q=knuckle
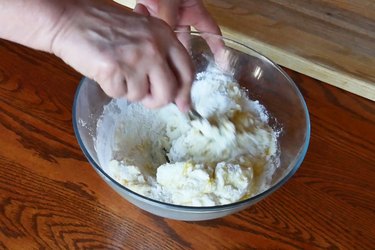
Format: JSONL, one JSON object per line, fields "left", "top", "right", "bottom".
{"left": 126, "top": 85, "right": 147, "bottom": 101}
{"left": 124, "top": 48, "right": 142, "bottom": 64}
{"left": 127, "top": 93, "right": 143, "bottom": 102}
{"left": 143, "top": 38, "right": 162, "bottom": 57}
{"left": 162, "top": 89, "right": 175, "bottom": 104}
{"left": 96, "top": 55, "right": 119, "bottom": 80}
{"left": 150, "top": 94, "right": 171, "bottom": 108}
{"left": 99, "top": 81, "right": 125, "bottom": 98}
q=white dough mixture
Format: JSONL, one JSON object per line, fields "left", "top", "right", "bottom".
{"left": 95, "top": 67, "right": 279, "bottom": 206}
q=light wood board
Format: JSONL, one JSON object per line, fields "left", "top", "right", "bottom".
{"left": 115, "top": 0, "right": 375, "bottom": 101}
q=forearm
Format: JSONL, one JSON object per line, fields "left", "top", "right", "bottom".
{"left": 0, "top": 0, "right": 68, "bottom": 53}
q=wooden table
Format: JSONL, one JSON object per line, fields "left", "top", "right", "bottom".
{"left": 1, "top": 38, "right": 374, "bottom": 249}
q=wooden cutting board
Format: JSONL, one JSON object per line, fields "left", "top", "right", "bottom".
{"left": 115, "top": 0, "right": 375, "bottom": 101}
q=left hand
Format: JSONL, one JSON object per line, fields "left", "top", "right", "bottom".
{"left": 134, "top": 0, "right": 221, "bottom": 35}
{"left": 134, "top": 0, "right": 224, "bottom": 56}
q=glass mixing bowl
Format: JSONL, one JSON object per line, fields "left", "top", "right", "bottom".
{"left": 73, "top": 31, "right": 310, "bottom": 221}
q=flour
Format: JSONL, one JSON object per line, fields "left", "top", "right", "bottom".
{"left": 95, "top": 65, "right": 280, "bottom": 206}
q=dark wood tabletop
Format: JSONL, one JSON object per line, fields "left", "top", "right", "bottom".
{"left": 1, "top": 38, "right": 374, "bottom": 249}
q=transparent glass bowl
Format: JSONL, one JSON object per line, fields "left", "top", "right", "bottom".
{"left": 73, "top": 31, "right": 310, "bottom": 221}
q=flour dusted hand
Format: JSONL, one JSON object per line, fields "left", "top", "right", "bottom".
{"left": 52, "top": 0, "right": 194, "bottom": 110}
{"left": 0, "top": 0, "right": 195, "bottom": 111}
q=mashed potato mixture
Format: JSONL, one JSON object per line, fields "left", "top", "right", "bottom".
{"left": 95, "top": 67, "right": 279, "bottom": 206}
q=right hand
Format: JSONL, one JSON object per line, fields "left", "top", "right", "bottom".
{"left": 52, "top": 0, "right": 194, "bottom": 111}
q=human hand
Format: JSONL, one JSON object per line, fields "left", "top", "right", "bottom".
{"left": 135, "top": 0, "right": 220, "bottom": 34}
{"left": 52, "top": 0, "right": 194, "bottom": 111}
{"left": 134, "top": 0, "right": 223, "bottom": 53}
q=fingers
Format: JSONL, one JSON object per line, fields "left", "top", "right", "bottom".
{"left": 96, "top": 1, "right": 195, "bottom": 110}
{"left": 97, "top": 31, "right": 192, "bottom": 111}
{"left": 125, "top": 72, "right": 150, "bottom": 102}
{"left": 135, "top": 0, "right": 224, "bottom": 56}
{"left": 133, "top": 3, "right": 151, "bottom": 16}
{"left": 157, "top": 0, "right": 180, "bottom": 28}
{"left": 136, "top": 0, "right": 158, "bottom": 15}
{"left": 187, "top": 5, "right": 226, "bottom": 69}
{"left": 191, "top": 8, "right": 221, "bottom": 37}
{"left": 175, "top": 25, "right": 191, "bottom": 51}
{"left": 137, "top": 0, "right": 180, "bottom": 28}
{"left": 97, "top": 72, "right": 127, "bottom": 99}
{"left": 95, "top": 57, "right": 150, "bottom": 102}
{"left": 138, "top": 48, "right": 191, "bottom": 111}
{"left": 167, "top": 44, "right": 194, "bottom": 112}
{"left": 141, "top": 63, "right": 178, "bottom": 109}
{"left": 141, "top": 42, "right": 193, "bottom": 111}
{"left": 191, "top": 9, "right": 224, "bottom": 56}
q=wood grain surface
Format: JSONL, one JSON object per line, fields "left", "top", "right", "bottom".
{"left": 1, "top": 35, "right": 375, "bottom": 249}
{"left": 116, "top": 0, "right": 375, "bottom": 101}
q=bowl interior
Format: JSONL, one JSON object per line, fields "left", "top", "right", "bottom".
{"left": 73, "top": 32, "right": 310, "bottom": 212}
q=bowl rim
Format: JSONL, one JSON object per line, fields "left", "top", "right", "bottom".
{"left": 72, "top": 31, "right": 311, "bottom": 211}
